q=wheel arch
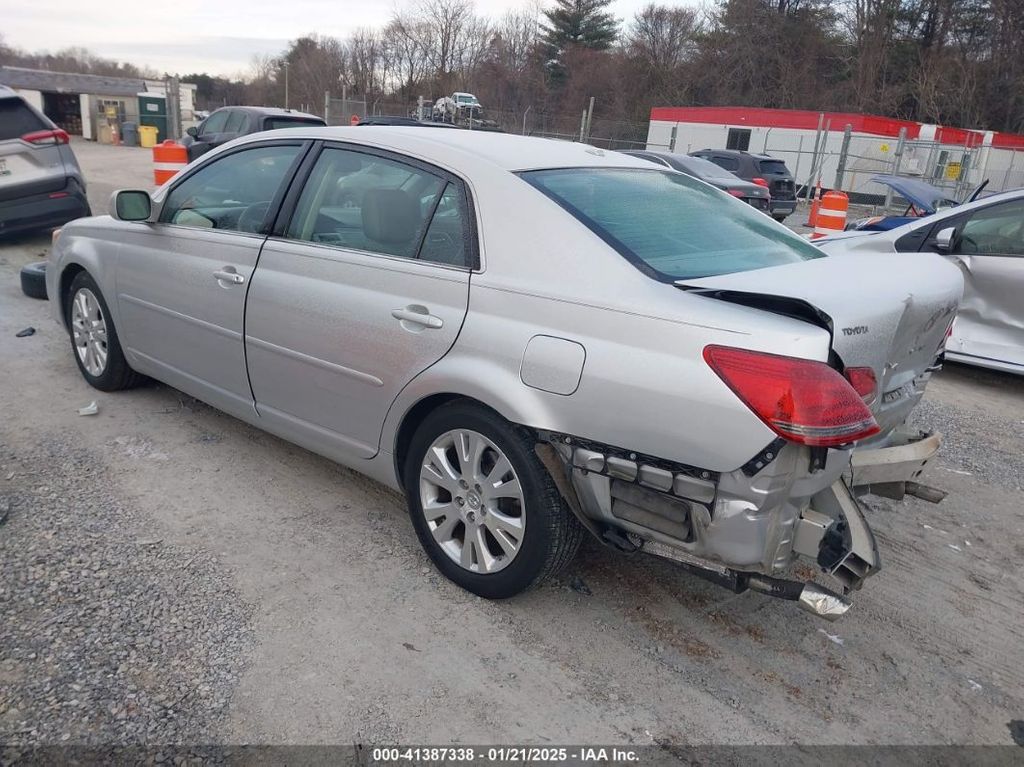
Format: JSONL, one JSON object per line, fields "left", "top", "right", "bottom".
{"left": 58, "top": 263, "right": 87, "bottom": 327}
{"left": 386, "top": 355, "right": 563, "bottom": 488}
{"left": 392, "top": 392, "right": 529, "bottom": 488}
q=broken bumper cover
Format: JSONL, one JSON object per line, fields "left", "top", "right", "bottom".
{"left": 537, "top": 429, "right": 946, "bottom": 620}
{"left": 847, "top": 430, "right": 945, "bottom": 502}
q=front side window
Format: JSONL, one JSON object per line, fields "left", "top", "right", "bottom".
{"left": 223, "top": 111, "right": 246, "bottom": 133}
{"left": 201, "top": 110, "right": 229, "bottom": 135}
{"left": 160, "top": 144, "right": 301, "bottom": 232}
{"left": 957, "top": 200, "right": 1024, "bottom": 256}
{"left": 522, "top": 168, "right": 823, "bottom": 281}
{"left": 286, "top": 147, "right": 470, "bottom": 265}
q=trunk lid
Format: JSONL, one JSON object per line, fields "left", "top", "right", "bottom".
{"left": 677, "top": 252, "right": 963, "bottom": 438}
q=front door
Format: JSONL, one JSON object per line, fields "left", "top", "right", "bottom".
{"left": 245, "top": 143, "right": 474, "bottom": 461}
{"left": 944, "top": 198, "right": 1024, "bottom": 369}
{"left": 115, "top": 141, "right": 306, "bottom": 416}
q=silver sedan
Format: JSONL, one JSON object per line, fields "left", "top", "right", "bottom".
{"left": 47, "top": 127, "right": 962, "bottom": 620}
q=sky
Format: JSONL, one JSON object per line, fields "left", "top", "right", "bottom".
{"left": 3, "top": 0, "right": 674, "bottom": 77}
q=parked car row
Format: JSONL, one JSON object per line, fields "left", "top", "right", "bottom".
{"left": 32, "top": 126, "right": 967, "bottom": 623}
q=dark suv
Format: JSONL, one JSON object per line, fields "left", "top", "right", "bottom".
{"left": 183, "top": 106, "right": 326, "bottom": 162}
{"left": 1, "top": 85, "right": 90, "bottom": 237}
{"left": 690, "top": 149, "right": 797, "bottom": 222}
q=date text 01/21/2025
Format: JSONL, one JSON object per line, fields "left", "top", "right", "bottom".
{"left": 371, "top": 747, "right": 640, "bottom": 762}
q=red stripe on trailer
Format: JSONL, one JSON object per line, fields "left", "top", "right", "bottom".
{"left": 992, "top": 132, "right": 1024, "bottom": 149}
{"left": 649, "top": 106, "right": 921, "bottom": 139}
{"left": 935, "top": 126, "right": 985, "bottom": 147}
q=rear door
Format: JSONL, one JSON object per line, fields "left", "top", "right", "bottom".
{"left": 245, "top": 142, "right": 473, "bottom": 461}
{"left": 115, "top": 141, "right": 307, "bottom": 417}
{"left": 0, "top": 95, "right": 67, "bottom": 203}
{"left": 940, "top": 198, "right": 1024, "bottom": 369}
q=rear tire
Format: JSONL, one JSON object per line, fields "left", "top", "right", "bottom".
{"left": 65, "top": 271, "right": 145, "bottom": 391}
{"left": 404, "top": 400, "right": 583, "bottom": 599}
{"left": 20, "top": 262, "right": 48, "bottom": 300}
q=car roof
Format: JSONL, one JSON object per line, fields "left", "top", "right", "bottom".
{"left": 212, "top": 105, "right": 323, "bottom": 120}
{"left": 234, "top": 126, "right": 660, "bottom": 173}
{"left": 693, "top": 148, "right": 777, "bottom": 161}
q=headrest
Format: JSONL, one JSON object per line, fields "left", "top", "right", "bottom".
{"left": 362, "top": 189, "right": 420, "bottom": 246}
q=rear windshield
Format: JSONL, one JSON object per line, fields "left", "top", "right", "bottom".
{"left": 758, "top": 159, "right": 791, "bottom": 176}
{"left": 263, "top": 117, "right": 326, "bottom": 130}
{"left": 0, "top": 98, "right": 48, "bottom": 141}
{"left": 521, "top": 168, "right": 823, "bottom": 281}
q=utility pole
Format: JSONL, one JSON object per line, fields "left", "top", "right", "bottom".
{"left": 585, "top": 96, "right": 595, "bottom": 140}
{"left": 284, "top": 61, "right": 290, "bottom": 109}
{"left": 522, "top": 105, "right": 532, "bottom": 135}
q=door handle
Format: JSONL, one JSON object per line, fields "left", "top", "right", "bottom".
{"left": 391, "top": 306, "right": 443, "bottom": 329}
{"left": 213, "top": 269, "right": 245, "bottom": 285}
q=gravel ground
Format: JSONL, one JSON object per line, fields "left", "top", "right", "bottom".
{"left": 0, "top": 437, "right": 254, "bottom": 749}
{"left": 1, "top": 139, "right": 1022, "bottom": 752}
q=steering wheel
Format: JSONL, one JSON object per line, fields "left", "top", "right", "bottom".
{"left": 237, "top": 202, "right": 270, "bottom": 234}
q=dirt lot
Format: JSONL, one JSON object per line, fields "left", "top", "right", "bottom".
{"left": 1, "top": 139, "right": 1023, "bottom": 749}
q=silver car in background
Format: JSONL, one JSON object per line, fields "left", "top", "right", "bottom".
{"left": 0, "top": 84, "right": 90, "bottom": 236}
{"left": 46, "top": 128, "right": 962, "bottom": 620}
{"left": 816, "top": 189, "right": 1024, "bottom": 376}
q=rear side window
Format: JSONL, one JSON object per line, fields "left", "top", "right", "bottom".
{"left": 710, "top": 155, "right": 739, "bottom": 172}
{"left": 285, "top": 146, "right": 471, "bottom": 266}
{"left": 0, "top": 98, "right": 47, "bottom": 140}
{"left": 758, "top": 160, "right": 791, "bottom": 176}
{"left": 522, "top": 168, "right": 823, "bottom": 281}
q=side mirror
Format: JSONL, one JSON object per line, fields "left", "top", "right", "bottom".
{"left": 110, "top": 189, "right": 152, "bottom": 222}
{"left": 934, "top": 226, "right": 956, "bottom": 252}
{"left": 186, "top": 126, "right": 199, "bottom": 138}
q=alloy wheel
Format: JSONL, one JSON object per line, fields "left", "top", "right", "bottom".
{"left": 419, "top": 429, "right": 526, "bottom": 574}
{"left": 71, "top": 288, "right": 108, "bottom": 377}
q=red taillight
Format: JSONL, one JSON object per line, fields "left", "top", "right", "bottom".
{"left": 752, "top": 177, "right": 770, "bottom": 188}
{"left": 22, "top": 129, "right": 70, "bottom": 145}
{"left": 726, "top": 189, "right": 746, "bottom": 198}
{"left": 844, "top": 366, "right": 877, "bottom": 404}
{"left": 703, "top": 345, "right": 880, "bottom": 447}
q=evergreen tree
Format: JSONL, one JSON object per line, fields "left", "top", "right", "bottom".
{"left": 540, "top": 0, "right": 619, "bottom": 61}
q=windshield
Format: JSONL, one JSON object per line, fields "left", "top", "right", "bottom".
{"left": 522, "top": 168, "right": 823, "bottom": 281}
{"left": 264, "top": 117, "right": 325, "bottom": 130}
{"left": 758, "top": 159, "right": 791, "bottom": 176}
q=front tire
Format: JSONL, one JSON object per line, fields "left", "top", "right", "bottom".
{"left": 65, "top": 271, "right": 144, "bottom": 391}
{"left": 404, "top": 401, "right": 583, "bottom": 599}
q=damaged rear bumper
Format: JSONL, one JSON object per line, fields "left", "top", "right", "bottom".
{"left": 538, "top": 428, "right": 944, "bottom": 620}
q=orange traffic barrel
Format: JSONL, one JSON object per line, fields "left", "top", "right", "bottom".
{"left": 811, "top": 190, "right": 849, "bottom": 239}
{"left": 153, "top": 140, "right": 188, "bottom": 185}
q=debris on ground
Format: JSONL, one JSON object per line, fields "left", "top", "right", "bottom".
{"left": 569, "top": 576, "right": 592, "bottom": 596}
{"left": 77, "top": 401, "right": 99, "bottom": 416}
{"left": 15, "top": 327, "right": 35, "bottom": 338}
{"left": 818, "top": 628, "right": 845, "bottom": 646}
